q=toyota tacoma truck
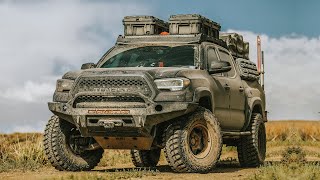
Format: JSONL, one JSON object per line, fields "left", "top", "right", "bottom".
{"left": 44, "top": 14, "right": 267, "bottom": 173}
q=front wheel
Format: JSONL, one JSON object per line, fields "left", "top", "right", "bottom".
{"left": 43, "top": 115, "right": 104, "bottom": 171}
{"left": 163, "top": 107, "right": 222, "bottom": 173}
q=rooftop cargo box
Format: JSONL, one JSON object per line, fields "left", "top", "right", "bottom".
{"left": 123, "top": 16, "right": 169, "bottom": 36}
{"left": 220, "top": 33, "right": 249, "bottom": 59}
{"left": 169, "top": 14, "right": 221, "bottom": 38}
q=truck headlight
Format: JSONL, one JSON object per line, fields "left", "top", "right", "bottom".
{"left": 56, "top": 79, "right": 74, "bottom": 92}
{"left": 154, "top": 78, "right": 190, "bottom": 91}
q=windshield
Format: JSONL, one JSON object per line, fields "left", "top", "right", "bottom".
{"left": 100, "top": 45, "right": 195, "bottom": 68}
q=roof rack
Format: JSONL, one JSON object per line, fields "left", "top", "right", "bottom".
{"left": 122, "top": 14, "right": 221, "bottom": 39}
{"left": 116, "top": 34, "right": 227, "bottom": 48}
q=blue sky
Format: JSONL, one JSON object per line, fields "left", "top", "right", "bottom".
{"left": 121, "top": 0, "right": 317, "bottom": 38}
{"left": 0, "top": 0, "right": 320, "bottom": 132}
{"left": 152, "top": 0, "right": 294, "bottom": 37}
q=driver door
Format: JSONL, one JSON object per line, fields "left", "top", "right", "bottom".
{"left": 206, "top": 46, "right": 230, "bottom": 125}
{"left": 216, "top": 48, "right": 246, "bottom": 130}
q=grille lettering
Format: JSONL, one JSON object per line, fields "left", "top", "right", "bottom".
{"left": 93, "top": 88, "right": 129, "bottom": 92}
{"left": 88, "top": 109, "right": 130, "bottom": 115}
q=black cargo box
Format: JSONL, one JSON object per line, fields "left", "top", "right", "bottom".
{"left": 123, "top": 16, "right": 169, "bottom": 36}
{"left": 169, "top": 14, "right": 221, "bottom": 38}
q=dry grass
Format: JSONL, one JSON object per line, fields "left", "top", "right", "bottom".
{"left": 249, "top": 121, "right": 320, "bottom": 180}
{"left": 0, "top": 134, "right": 165, "bottom": 173}
{"left": 0, "top": 133, "right": 46, "bottom": 172}
{"left": 249, "top": 163, "right": 320, "bottom": 180}
{"left": 249, "top": 146, "right": 320, "bottom": 180}
{"left": 98, "top": 150, "right": 132, "bottom": 167}
{"left": 266, "top": 121, "right": 320, "bottom": 142}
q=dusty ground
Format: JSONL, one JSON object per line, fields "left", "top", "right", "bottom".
{"left": 0, "top": 152, "right": 302, "bottom": 180}
{"left": 0, "top": 151, "right": 259, "bottom": 180}
{"left": 0, "top": 163, "right": 257, "bottom": 180}
{"left": 3, "top": 155, "right": 320, "bottom": 180}
{"left": 2, "top": 150, "right": 320, "bottom": 180}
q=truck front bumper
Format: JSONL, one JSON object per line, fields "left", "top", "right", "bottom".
{"left": 48, "top": 101, "right": 197, "bottom": 149}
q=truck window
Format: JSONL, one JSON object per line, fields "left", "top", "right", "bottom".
{"left": 218, "top": 50, "right": 235, "bottom": 77}
{"left": 208, "top": 48, "right": 219, "bottom": 63}
{"left": 100, "top": 45, "right": 195, "bottom": 68}
{"left": 207, "top": 47, "right": 222, "bottom": 76}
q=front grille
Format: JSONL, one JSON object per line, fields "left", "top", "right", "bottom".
{"left": 81, "top": 79, "right": 145, "bottom": 87}
{"left": 74, "top": 95, "right": 145, "bottom": 104}
{"left": 72, "top": 76, "right": 152, "bottom": 97}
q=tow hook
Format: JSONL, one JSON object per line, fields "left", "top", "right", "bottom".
{"left": 98, "top": 120, "right": 124, "bottom": 129}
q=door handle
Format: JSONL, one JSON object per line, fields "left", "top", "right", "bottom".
{"left": 224, "top": 84, "right": 230, "bottom": 91}
{"left": 239, "top": 87, "right": 244, "bottom": 92}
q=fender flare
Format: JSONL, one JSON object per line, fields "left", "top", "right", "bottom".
{"left": 242, "top": 97, "right": 265, "bottom": 131}
{"left": 193, "top": 87, "right": 215, "bottom": 112}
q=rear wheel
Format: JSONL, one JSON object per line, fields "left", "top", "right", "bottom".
{"left": 163, "top": 107, "right": 222, "bottom": 173}
{"left": 237, "top": 113, "right": 266, "bottom": 167}
{"left": 130, "top": 149, "right": 161, "bottom": 167}
{"left": 43, "top": 115, "right": 104, "bottom": 171}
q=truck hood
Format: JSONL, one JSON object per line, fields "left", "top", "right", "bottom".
{"left": 62, "top": 67, "right": 191, "bottom": 80}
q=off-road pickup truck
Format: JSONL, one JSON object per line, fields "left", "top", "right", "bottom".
{"left": 44, "top": 14, "right": 267, "bottom": 173}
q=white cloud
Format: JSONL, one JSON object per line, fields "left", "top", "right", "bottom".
{"left": 227, "top": 30, "right": 320, "bottom": 120}
{"left": 0, "top": 1, "right": 319, "bottom": 132}
{"left": 0, "top": 80, "right": 56, "bottom": 103}
{"left": 0, "top": 0, "right": 152, "bottom": 133}
{"left": 0, "top": 0, "right": 152, "bottom": 87}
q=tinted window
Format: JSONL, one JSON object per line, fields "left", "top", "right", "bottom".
{"left": 218, "top": 50, "right": 235, "bottom": 77}
{"left": 101, "top": 46, "right": 195, "bottom": 68}
{"left": 207, "top": 47, "right": 223, "bottom": 76}
{"left": 208, "top": 48, "right": 218, "bottom": 63}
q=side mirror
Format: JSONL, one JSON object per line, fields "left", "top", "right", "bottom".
{"left": 81, "top": 63, "right": 96, "bottom": 70}
{"left": 209, "top": 61, "right": 232, "bottom": 74}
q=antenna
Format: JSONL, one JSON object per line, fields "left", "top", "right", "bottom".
{"left": 257, "top": 36, "right": 265, "bottom": 90}
{"left": 257, "top": 36, "right": 261, "bottom": 73}
{"left": 261, "top": 51, "right": 265, "bottom": 90}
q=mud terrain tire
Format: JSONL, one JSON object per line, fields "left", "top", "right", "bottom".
{"left": 43, "top": 115, "right": 104, "bottom": 171}
{"left": 163, "top": 107, "right": 222, "bottom": 173}
{"left": 130, "top": 149, "right": 161, "bottom": 167}
{"left": 237, "top": 113, "right": 266, "bottom": 167}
